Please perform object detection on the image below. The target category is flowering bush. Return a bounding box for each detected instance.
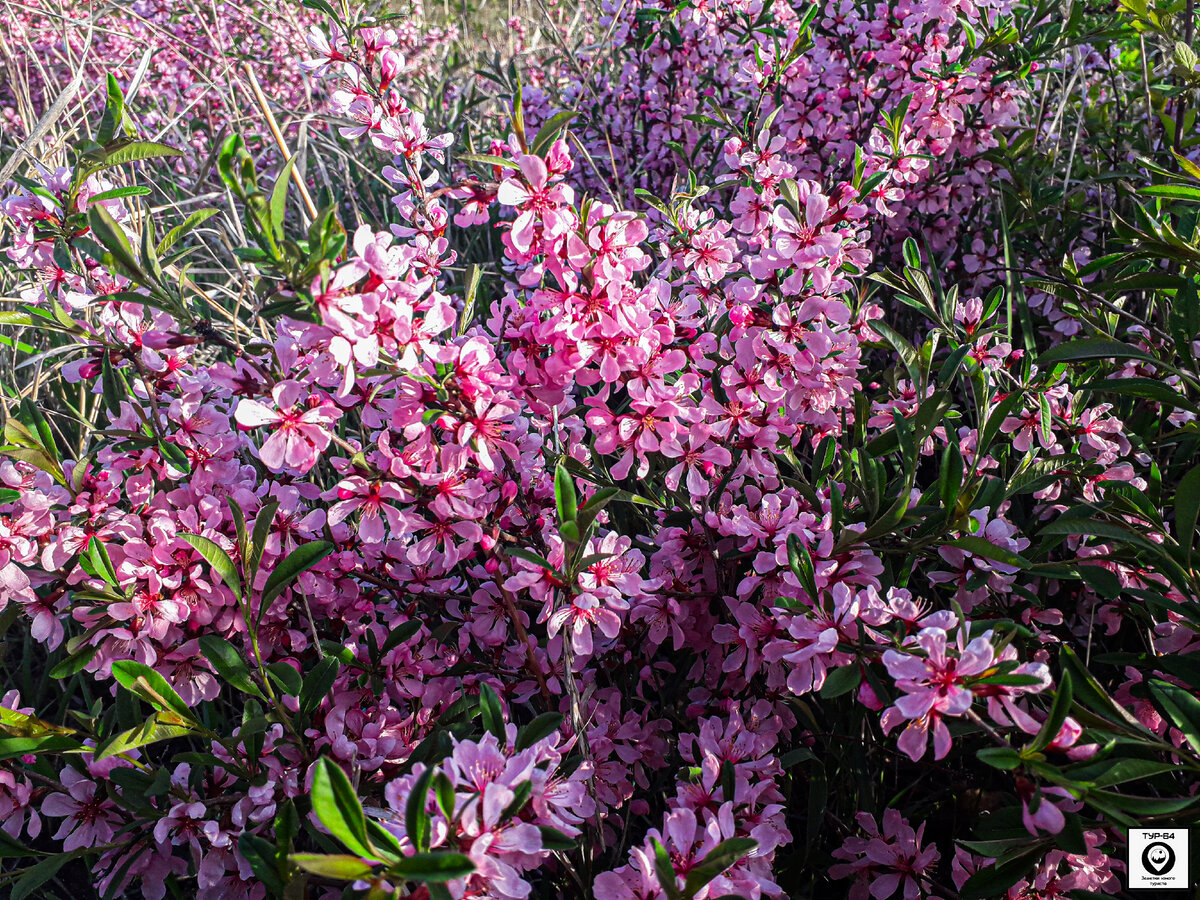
[1,0,1199,899]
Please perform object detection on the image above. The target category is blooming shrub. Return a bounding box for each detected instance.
[1,0,1199,899]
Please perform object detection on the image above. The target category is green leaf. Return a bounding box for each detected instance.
[1067,757,1180,787]
[269,155,298,243]
[97,73,125,146]
[180,533,242,601]
[157,439,191,475]
[819,665,860,699]
[650,837,683,900]
[940,441,964,519]
[786,534,818,601]
[514,712,563,751]
[87,537,119,586]
[266,661,302,696]
[94,712,194,761]
[1148,679,1200,754]
[1077,564,1122,599]
[310,757,376,860]
[247,498,279,586]
[434,772,456,822]
[87,204,150,284]
[977,747,1022,770]
[110,659,192,719]
[459,264,482,335]
[299,656,340,713]
[505,546,556,571]
[479,684,505,741]
[1175,464,1200,563]
[156,208,218,256]
[1087,791,1197,816]
[457,153,519,170]
[93,139,183,170]
[1059,646,1151,735]
[947,536,1031,569]
[406,766,435,853]
[88,185,151,203]
[1036,339,1159,368]
[958,847,1042,900]
[537,825,577,850]
[238,833,287,895]
[531,111,578,155]
[381,620,422,654]
[1139,183,1200,201]
[1031,670,1073,752]
[100,353,125,416]
[260,541,334,611]
[555,462,578,524]
[1079,377,1199,415]
[389,851,476,882]
[289,853,374,880]
[0,734,82,761]
[47,643,99,679]
[197,635,262,697]
[683,837,757,898]
[11,852,71,900]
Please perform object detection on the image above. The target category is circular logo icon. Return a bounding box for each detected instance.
[1142,841,1176,876]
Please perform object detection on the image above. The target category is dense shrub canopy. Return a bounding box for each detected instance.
[0,1,1199,899]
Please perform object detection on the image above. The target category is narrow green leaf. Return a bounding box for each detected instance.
[310,757,376,860]
[1036,339,1159,368]
[87,204,150,283]
[388,851,476,882]
[94,712,193,761]
[299,656,340,713]
[94,139,183,170]
[406,767,435,853]
[531,110,578,155]
[819,665,860,699]
[514,712,563,751]
[110,660,191,719]
[156,208,218,257]
[1148,679,1200,754]
[1031,670,1073,752]
[479,684,505,741]
[180,533,242,601]
[555,462,578,524]
[260,541,334,611]
[683,837,757,898]
[1175,464,1200,562]
[11,853,71,900]
[269,155,299,243]
[1080,377,1199,415]
[47,644,99,679]
[947,536,1031,569]
[198,634,262,697]
[289,853,374,880]
[97,73,125,146]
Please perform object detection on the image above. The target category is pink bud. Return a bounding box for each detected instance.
[379,49,403,89]
[857,680,885,711]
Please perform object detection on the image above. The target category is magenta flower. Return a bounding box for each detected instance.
[234,381,341,474]
[881,626,996,760]
[496,155,576,253]
[42,767,123,852]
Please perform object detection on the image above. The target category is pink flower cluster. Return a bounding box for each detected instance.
[0,2,1184,899]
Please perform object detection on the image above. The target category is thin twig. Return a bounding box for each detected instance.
[241,62,319,222]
